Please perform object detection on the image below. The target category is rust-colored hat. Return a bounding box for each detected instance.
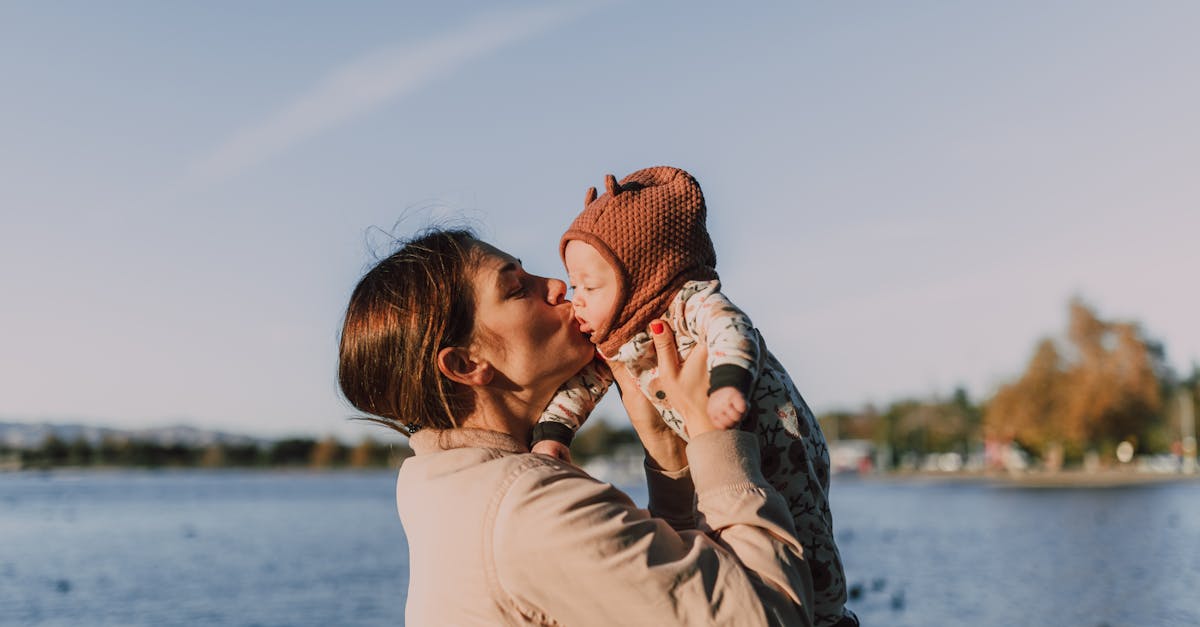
[561,166,718,356]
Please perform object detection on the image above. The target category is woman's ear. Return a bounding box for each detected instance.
[437,346,494,386]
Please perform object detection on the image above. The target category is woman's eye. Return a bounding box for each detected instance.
[508,285,527,298]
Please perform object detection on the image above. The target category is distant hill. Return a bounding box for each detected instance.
[0,421,270,449]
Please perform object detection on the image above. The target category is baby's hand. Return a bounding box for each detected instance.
[707,387,747,430]
[531,439,573,464]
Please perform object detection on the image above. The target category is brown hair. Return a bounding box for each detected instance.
[338,228,483,435]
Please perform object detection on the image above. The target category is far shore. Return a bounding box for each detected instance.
[849,469,1200,489]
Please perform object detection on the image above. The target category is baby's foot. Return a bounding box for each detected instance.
[531,439,573,463]
[707,387,747,430]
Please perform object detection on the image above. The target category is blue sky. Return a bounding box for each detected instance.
[2,2,1197,440]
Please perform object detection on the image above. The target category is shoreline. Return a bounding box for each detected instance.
[846,469,1200,489]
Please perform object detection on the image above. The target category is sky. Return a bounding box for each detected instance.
[2,1,1197,441]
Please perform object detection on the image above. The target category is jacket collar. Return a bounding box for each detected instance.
[409,428,528,455]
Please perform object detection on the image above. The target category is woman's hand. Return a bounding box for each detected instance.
[607,319,716,471]
[644,320,717,438]
[607,345,687,472]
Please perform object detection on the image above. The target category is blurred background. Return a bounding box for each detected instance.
[2,2,1198,625]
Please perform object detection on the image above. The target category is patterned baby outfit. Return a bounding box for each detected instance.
[534,166,855,626]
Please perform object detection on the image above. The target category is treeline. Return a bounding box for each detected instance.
[571,420,641,464]
[5,435,412,470]
[819,299,1200,469]
[10,427,634,471]
[819,387,984,468]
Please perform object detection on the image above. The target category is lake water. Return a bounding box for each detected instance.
[828,477,1200,626]
[3,470,1198,626]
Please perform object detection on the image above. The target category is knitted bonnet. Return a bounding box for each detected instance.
[560,166,718,356]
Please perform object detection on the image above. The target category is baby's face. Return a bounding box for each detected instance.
[563,240,619,336]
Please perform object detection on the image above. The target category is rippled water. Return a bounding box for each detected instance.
[1,471,408,626]
[830,477,1200,627]
[3,470,1198,626]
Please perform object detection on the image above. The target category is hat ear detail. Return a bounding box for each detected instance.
[605,174,621,196]
[585,186,597,205]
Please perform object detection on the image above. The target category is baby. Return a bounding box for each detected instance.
[530,166,856,627]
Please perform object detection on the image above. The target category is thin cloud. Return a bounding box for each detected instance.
[186,4,591,186]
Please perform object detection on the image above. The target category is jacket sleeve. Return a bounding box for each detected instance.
[679,284,761,397]
[491,431,814,626]
[533,358,614,440]
[644,461,697,532]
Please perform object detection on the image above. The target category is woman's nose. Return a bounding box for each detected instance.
[545,278,567,305]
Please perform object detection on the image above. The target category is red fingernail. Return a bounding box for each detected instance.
[650,321,664,334]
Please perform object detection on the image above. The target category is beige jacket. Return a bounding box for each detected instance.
[397,428,814,626]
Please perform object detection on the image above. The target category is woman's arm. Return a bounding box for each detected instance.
[492,434,814,626]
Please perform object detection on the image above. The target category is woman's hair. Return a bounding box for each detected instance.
[338,228,483,435]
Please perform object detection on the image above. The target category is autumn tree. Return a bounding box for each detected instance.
[984,298,1165,462]
[986,338,1072,457]
[349,437,408,468]
[200,444,226,468]
[310,436,346,468]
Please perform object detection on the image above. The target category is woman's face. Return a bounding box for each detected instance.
[468,242,594,393]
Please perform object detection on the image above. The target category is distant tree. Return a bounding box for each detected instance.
[200,444,226,468]
[349,437,406,468]
[268,438,316,466]
[41,434,70,467]
[984,298,1167,461]
[890,400,970,456]
[1062,300,1164,453]
[571,421,638,464]
[818,409,878,441]
[879,400,946,457]
[97,436,129,466]
[222,443,263,467]
[1183,363,1200,391]
[986,338,1071,457]
[814,392,984,471]
[349,438,374,468]
[310,436,346,469]
[951,386,983,437]
[68,437,94,466]
[119,441,198,467]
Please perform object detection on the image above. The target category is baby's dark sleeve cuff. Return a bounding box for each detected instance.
[530,421,575,447]
[708,364,754,398]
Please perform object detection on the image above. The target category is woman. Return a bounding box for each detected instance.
[338,228,815,625]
